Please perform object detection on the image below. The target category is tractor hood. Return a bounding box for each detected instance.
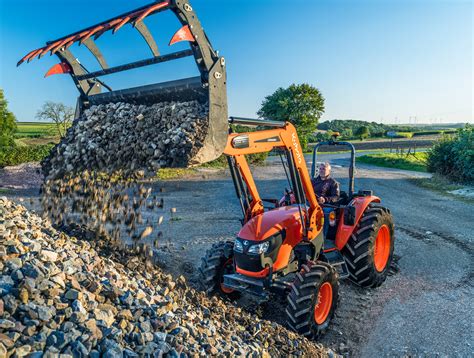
[238,206,304,242]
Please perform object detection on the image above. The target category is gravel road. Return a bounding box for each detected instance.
[2,152,473,357]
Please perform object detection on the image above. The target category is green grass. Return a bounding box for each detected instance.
[156,168,197,180]
[16,136,60,146]
[410,175,474,204]
[357,152,428,172]
[199,155,228,169]
[15,122,57,138]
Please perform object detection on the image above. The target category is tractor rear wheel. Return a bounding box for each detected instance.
[286,261,339,338]
[198,241,240,299]
[343,203,395,288]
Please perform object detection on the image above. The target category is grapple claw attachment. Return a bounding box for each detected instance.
[17,0,228,168]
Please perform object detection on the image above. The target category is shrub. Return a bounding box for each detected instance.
[0,144,54,167]
[355,125,370,140]
[0,89,17,148]
[427,125,473,184]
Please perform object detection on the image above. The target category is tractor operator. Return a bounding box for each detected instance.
[312,162,340,205]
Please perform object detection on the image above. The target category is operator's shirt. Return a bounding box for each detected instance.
[311,175,340,204]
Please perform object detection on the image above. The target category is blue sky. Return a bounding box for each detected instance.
[0,0,472,123]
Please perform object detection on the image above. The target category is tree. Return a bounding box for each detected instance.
[341,128,353,139]
[355,125,370,140]
[36,101,74,138]
[258,83,325,150]
[0,89,17,148]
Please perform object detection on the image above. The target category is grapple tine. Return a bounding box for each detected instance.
[79,25,105,45]
[135,1,169,24]
[94,19,122,40]
[39,40,62,58]
[51,36,75,55]
[18,48,41,66]
[169,25,195,46]
[27,49,43,63]
[44,62,72,78]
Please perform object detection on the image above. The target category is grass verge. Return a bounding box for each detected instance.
[410,175,474,204]
[16,136,60,146]
[156,168,197,180]
[357,152,428,172]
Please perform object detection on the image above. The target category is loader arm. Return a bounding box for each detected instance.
[224,118,324,241]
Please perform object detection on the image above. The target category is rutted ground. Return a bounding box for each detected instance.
[1,153,473,357]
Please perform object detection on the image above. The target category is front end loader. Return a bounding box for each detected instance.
[18,0,228,167]
[199,118,395,338]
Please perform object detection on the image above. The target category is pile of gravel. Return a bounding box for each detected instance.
[42,100,209,180]
[0,197,332,357]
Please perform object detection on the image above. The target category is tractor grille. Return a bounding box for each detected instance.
[234,252,264,272]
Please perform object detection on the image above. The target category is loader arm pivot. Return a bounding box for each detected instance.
[225,118,324,241]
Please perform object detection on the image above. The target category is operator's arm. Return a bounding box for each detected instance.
[323,179,340,204]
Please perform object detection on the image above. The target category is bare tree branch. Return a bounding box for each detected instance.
[36,101,74,138]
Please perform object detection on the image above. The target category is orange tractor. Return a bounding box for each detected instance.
[199,117,395,337]
[17,0,394,339]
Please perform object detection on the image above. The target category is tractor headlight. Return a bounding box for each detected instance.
[247,241,270,255]
[234,240,244,253]
[329,210,337,227]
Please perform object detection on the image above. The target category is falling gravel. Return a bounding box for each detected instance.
[0,197,333,357]
[42,100,209,180]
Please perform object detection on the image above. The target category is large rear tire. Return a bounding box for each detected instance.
[198,241,240,299]
[343,203,395,288]
[286,261,339,338]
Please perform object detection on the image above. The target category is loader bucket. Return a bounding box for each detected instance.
[17,0,228,167]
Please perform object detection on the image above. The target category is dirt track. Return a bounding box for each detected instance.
[2,154,473,357]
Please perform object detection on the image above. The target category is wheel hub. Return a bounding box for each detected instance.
[220,258,235,294]
[374,224,390,272]
[314,282,333,324]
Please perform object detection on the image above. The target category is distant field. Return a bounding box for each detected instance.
[310,136,437,153]
[358,152,428,172]
[15,122,57,138]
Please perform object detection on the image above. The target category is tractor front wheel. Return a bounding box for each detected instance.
[286,261,339,338]
[343,203,395,288]
[198,241,240,299]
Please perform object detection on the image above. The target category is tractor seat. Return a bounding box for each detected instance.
[336,191,350,206]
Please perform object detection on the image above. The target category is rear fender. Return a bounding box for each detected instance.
[335,196,380,250]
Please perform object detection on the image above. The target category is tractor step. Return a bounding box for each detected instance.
[223,273,269,298]
[323,249,350,279]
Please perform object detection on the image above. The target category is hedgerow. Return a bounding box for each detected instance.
[427,125,473,184]
[0,144,54,167]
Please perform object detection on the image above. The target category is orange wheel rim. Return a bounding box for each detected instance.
[374,224,390,272]
[314,282,333,324]
[220,258,234,294]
